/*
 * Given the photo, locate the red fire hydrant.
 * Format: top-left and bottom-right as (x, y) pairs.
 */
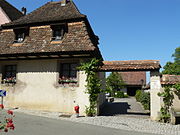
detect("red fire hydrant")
(74, 105), (79, 118)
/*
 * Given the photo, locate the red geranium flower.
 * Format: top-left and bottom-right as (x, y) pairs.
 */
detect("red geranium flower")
(7, 110), (13, 115)
(6, 118), (13, 123)
(6, 122), (15, 130)
(0, 104), (4, 109)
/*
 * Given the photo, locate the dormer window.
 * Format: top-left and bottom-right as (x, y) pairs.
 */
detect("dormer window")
(53, 30), (62, 40)
(14, 28), (28, 43)
(16, 32), (25, 43)
(51, 25), (66, 41)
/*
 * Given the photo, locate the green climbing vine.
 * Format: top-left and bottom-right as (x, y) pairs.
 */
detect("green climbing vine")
(158, 86), (174, 123)
(173, 83), (180, 99)
(78, 58), (102, 116)
(173, 83), (180, 92)
(158, 83), (180, 123)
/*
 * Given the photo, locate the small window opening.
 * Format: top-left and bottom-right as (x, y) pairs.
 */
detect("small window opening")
(51, 25), (65, 41)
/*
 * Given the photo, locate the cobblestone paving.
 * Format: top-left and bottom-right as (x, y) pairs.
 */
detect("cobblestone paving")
(69, 116), (180, 135)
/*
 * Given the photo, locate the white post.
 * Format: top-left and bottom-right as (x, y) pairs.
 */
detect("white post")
(150, 70), (162, 121)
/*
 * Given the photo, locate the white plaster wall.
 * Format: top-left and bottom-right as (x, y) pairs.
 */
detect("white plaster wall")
(0, 59), (89, 115)
(0, 7), (10, 25)
(150, 70), (163, 120)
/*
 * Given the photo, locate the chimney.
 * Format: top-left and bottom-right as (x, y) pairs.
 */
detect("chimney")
(61, 0), (70, 6)
(21, 7), (27, 15)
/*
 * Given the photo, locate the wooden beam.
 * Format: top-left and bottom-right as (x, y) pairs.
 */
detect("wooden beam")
(0, 57), (8, 59)
(17, 56), (27, 59)
(39, 55), (49, 58)
(27, 56), (39, 58)
(60, 55), (70, 57)
(72, 54), (90, 57)
(49, 55), (59, 58)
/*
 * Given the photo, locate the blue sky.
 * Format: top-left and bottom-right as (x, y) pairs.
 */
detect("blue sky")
(7, 0), (180, 69)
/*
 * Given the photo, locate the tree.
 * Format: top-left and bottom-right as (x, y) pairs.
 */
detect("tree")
(162, 47), (180, 75)
(172, 47), (180, 63)
(106, 72), (125, 96)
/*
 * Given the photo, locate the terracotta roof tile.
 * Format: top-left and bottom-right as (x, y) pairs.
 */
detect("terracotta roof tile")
(0, 1), (101, 58)
(2, 1), (85, 27)
(0, 21), (98, 55)
(100, 60), (161, 71)
(161, 75), (180, 85)
(119, 72), (146, 85)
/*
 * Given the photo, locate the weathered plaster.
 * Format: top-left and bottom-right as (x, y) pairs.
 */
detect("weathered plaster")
(0, 59), (104, 115)
(150, 70), (163, 120)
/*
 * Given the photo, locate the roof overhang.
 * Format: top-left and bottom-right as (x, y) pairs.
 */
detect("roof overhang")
(0, 51), (99, 61)
(1, 17), (86, 29)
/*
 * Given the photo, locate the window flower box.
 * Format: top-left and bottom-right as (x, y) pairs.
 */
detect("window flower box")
(1, 77), (16, 84)
(58, 77), (77, 84)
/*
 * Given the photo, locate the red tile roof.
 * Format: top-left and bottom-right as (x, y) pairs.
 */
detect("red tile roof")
(0, 1), (102, 58)
(161, 75), (180, 85)
(2, 1), (85, 28)
(100, 60), (161, 71)
(119, 72), (146, 86)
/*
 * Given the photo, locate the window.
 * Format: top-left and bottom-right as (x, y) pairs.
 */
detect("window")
(51, 25), (65, 41)
(2, 65), (17, 83)
(14, 28), (27, 43)
(59, 63), (78, 83)
(15, 32), (25, 43)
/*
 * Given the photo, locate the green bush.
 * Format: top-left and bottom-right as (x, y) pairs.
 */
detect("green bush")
(114, 91), (128, 98)
(135, 90), (142, 102)
(85, 105), (96, 117)
(141, 92), (150, 110)
(124, 94), (129, 98)
(135, 90), (150, 110)
(114, 91), (124, 98)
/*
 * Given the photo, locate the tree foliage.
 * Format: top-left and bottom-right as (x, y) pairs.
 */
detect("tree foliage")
(172, 47), (180, 63)
(106, 72), (125, 96)
(162, 47), (180, 75)
(158, 86), (174, 123)
(162, 62), (180, 75)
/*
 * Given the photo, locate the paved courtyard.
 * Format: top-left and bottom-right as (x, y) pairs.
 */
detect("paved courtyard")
(101, 97), (149, 118)
(12, 97), (180, 135)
